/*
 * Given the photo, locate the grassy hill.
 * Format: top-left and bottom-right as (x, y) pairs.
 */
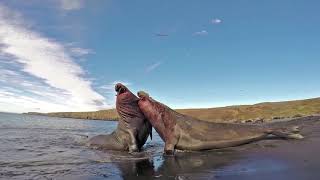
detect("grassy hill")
(43, 109), (119, 120)
(26, 97), (320, 123)
(177, 97), (320, 122)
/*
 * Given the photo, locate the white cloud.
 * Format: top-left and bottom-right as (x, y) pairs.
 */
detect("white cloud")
(60, 0), (84, 10)
(193, 30), (208, 36)
(0, 4), (108, 113)
(0, 89), (71, 113)
(146, 62), (162, 73)
(211, 18), (222, 24)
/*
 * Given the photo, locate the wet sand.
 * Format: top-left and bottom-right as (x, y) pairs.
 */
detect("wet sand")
(212, 116), (320, 180)
(96, 116), (320, 180)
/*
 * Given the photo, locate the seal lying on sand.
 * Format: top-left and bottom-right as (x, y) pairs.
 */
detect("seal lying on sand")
(137, 91), (303, 155)
(88, 84), (152, 152)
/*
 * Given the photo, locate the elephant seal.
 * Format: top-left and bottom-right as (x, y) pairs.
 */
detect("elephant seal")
(88, 84), (152, 152)
(137, 91), (303, 155)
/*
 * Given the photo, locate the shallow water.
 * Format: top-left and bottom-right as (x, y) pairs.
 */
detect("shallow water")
(1, 112), (319, 180)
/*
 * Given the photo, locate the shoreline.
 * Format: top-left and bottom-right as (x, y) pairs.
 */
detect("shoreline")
(22, 111), (320, 125)
(22, 96), (320, 123)
(22, 112), (118, 121)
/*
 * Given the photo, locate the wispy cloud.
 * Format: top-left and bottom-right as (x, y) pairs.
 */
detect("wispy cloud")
(69, 47), (95, 57)
(0, 4), (108, 113)
(193, 30), (208, 36)
(60, 0), (84, 11)
(211, 18), (222, 24)
(155, 33), (169, 37)
(146, 62), (162, 73)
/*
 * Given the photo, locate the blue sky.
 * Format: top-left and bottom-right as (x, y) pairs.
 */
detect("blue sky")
(0, 0), (319, 113)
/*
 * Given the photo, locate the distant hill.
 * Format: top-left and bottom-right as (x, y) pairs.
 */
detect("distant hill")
(27, 109), (119, 121)
(25, 97), (320, 123)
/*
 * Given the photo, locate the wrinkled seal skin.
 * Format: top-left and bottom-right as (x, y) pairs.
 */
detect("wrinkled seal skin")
(88, 84), (152, 152)
(137, 91), (304, 155)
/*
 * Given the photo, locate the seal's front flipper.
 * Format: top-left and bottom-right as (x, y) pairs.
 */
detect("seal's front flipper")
(287, 133), (304, 139)
(164, 143), (175, 155)
(149, 129), (153, 140)
(129, 144), (139, 153)
(164, 150), (175, 156)
(146, 120), (153, 140)
(269, 130), (304, 140)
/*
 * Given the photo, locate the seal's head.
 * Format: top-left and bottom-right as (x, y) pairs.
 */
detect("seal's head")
(137, 91), (158, 113)
(137, 91), (167, 141)
(137, 91), (149, 100)
(137, 91), (154, 114)
(115, 83), (128, 95)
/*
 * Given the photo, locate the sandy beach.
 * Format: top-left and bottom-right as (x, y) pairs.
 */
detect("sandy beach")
(158, 116), (320, 180)
(111, 116), (320, 180)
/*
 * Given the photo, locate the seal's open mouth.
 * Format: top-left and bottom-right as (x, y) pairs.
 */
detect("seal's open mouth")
(115, 83), (127, 95)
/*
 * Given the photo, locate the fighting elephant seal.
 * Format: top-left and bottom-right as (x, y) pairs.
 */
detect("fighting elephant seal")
(88, 84), (152, 152)
(137, 91), (303, 155)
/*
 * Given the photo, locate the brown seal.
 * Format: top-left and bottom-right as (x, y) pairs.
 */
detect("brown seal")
(88, 84), (152, 152)
(137, 91), (303, 155)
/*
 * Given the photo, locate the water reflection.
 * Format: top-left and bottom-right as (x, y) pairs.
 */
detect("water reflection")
(116, 159), (155, 179)
(114, 150), (242, 180)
